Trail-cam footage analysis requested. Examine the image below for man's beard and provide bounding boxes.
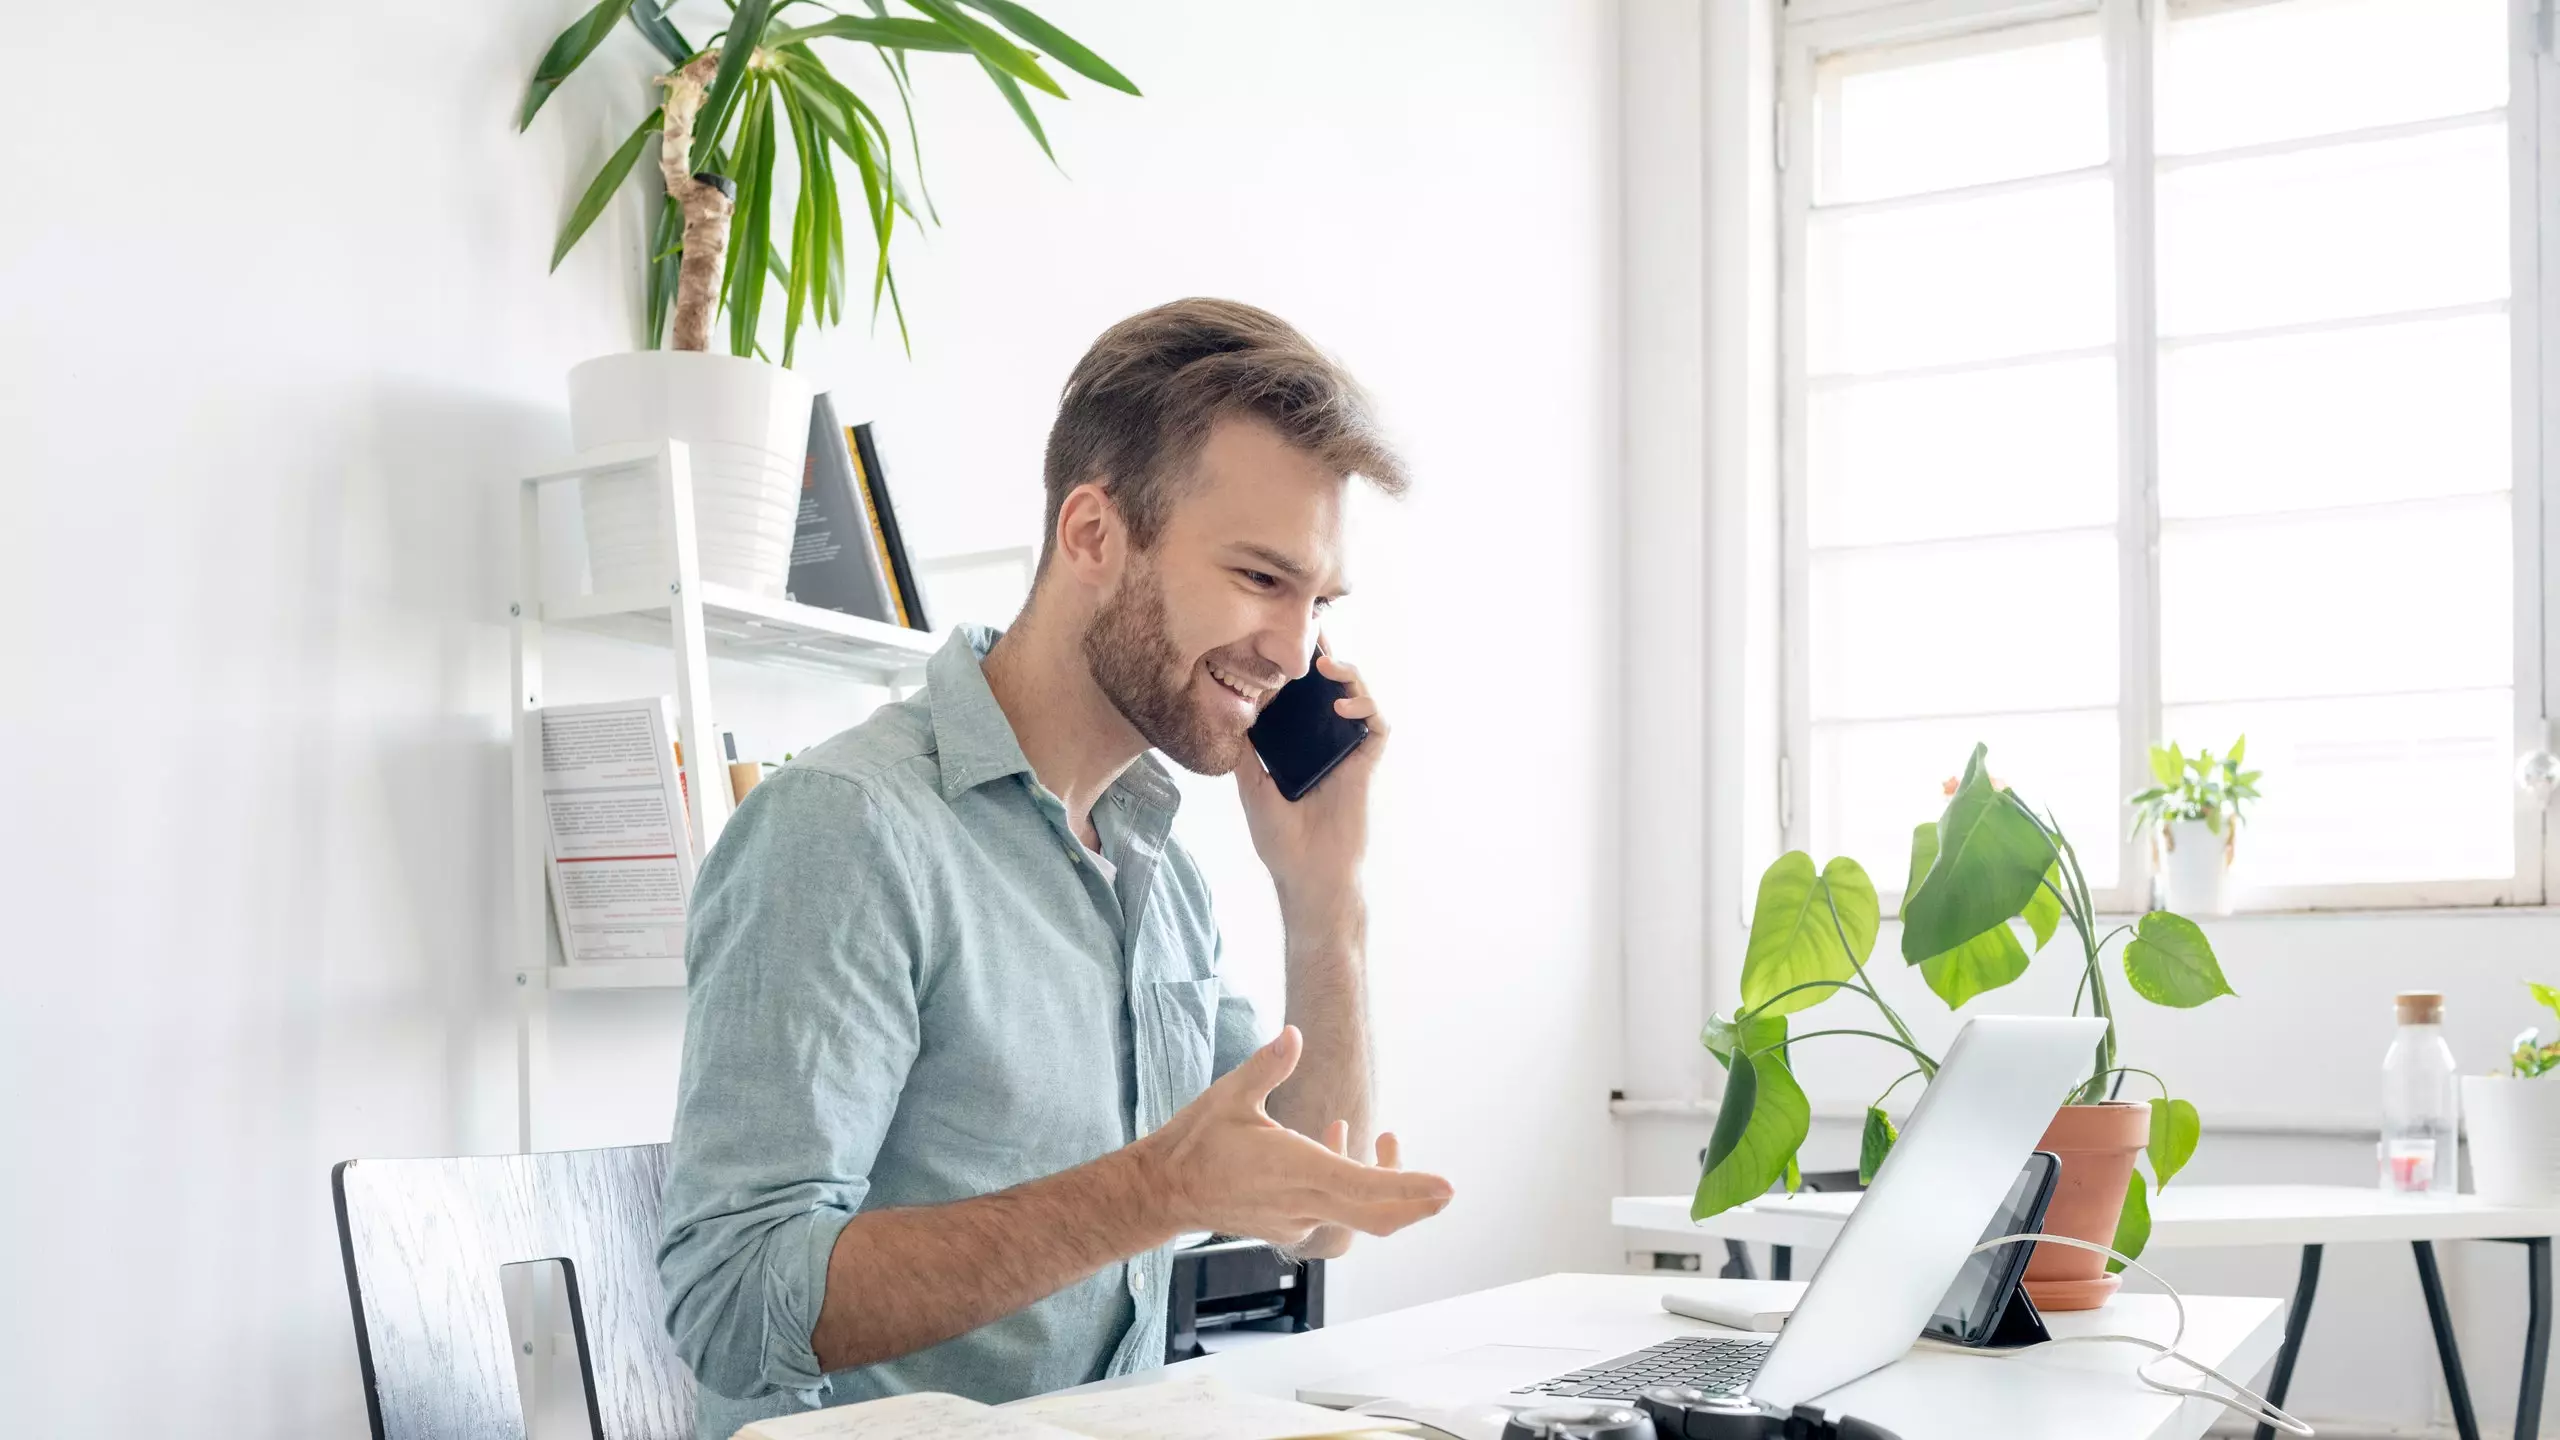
[1083,560,1253,775]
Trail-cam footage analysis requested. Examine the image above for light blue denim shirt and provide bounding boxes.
[659,625,1260,1440]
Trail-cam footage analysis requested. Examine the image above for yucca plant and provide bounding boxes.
[523,0,1135,364]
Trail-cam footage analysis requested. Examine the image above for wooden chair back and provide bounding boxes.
[332,1144,695,1440]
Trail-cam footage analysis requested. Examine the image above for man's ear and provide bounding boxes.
[1052,480,1126,588]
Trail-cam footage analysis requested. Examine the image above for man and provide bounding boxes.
[658,298,1454,1438]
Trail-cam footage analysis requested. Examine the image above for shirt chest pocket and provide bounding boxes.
[1141,976,1217,1127]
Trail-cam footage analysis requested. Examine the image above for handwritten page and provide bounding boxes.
[741,1392,1080,1440]
[1006,1373,1417,1440]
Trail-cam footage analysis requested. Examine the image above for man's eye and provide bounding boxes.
[1241,570,1278,589]
[1313,596,1335,613]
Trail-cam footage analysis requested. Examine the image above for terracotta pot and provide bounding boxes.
[2024,1101,2151,1311]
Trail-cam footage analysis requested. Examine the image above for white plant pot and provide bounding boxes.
[2464,1074,2560,1205]
[567,351,812,600]
[2160,818,2233,917]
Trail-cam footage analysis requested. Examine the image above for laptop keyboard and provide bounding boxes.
[1519,1336,1769,1401]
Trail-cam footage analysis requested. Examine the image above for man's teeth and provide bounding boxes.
[1207,663,1263,702]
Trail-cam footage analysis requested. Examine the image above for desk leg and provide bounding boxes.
[2514,1236,2550,1440]
[2413,1240,2482,1440]
[1772,1245,1792,1282]
[2253,1243,2322,1440]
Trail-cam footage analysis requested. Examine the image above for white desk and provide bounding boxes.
[1120,1272,2283,1440]
[1615,1186,2560,1440]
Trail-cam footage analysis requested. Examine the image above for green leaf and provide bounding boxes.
[974,56,1055,161]
[2533,980,2560,1023]
[911,0,1068,96]
[2147,1097,2200,1189]
[723,81,779,359]
[2226,734,2247,768]
[521,0,627,131]
[1918,922,2032,1010]
[1702,1010,1787,1072]
[1785,1153,1802,1193]
[2123,911,2236,1008]
[550,107,664,271]
[956,0,1141,93]
[1691,1048,1810,1221]
[691,0,776,171]
[2107,1169,2151,1270]
[2149,745,2183,788]
[626,0,692,67]
[1901,745,2055,964]
[644,191,680,347]
[2021,864,2062,952]
[765,14,973,50]
[1901,821,1939,916]
[1859,1105,1899,1186]
[1740,853,1878,1018]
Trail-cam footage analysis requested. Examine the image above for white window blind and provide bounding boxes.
[1784,0,2537,908]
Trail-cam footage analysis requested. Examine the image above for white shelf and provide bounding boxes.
[544,581,939,682]
[531,958,688,990]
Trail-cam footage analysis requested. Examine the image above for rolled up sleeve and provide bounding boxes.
[657,768,923,1402]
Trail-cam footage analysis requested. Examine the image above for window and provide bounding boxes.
[1780,0,2540,909]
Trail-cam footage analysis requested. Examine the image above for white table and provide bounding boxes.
[1616,1185,2560,1440]
[1113,1272,2283,1440]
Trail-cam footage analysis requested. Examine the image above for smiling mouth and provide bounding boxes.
[1205,659,1277,710]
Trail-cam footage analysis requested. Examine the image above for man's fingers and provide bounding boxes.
[1322,1119,1350,1155]
[1227,1025,1303,1108]
[1376,1130,1402,1171]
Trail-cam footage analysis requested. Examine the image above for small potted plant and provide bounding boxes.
[1697,745,2234,1309]
[519,0,1133,598]
[2462,982,2560,1205]
[2127,737,2260,918]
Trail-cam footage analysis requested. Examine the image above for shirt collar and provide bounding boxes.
[928,625,1034,799]
[924,624,1184,821]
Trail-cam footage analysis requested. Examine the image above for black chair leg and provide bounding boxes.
[2412,1240,2482,1440]
[2253,1244,2322,1440]
[1772,1244,1792,1282]
[1720,1239,1754,1281]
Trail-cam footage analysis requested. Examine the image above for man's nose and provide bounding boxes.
[1265,606,1321,681]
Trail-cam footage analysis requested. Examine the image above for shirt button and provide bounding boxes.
[1131,1266,1147,1294]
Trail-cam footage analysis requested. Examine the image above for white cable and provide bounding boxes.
[1910,1232,2314,1438]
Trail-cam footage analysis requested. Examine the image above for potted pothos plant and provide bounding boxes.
[1696,744,2237,1310]
[2461,981,2560,1205]
[2126,737,2260,918]
[519,0,1133,599]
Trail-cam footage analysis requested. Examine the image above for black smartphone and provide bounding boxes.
[1246,647,1370,802]
[1923,1150,2062,1347]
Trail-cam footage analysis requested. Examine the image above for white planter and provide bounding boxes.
[2159,818,2233,917]
[2464,1074,2560,1205]
[567,351,812,600]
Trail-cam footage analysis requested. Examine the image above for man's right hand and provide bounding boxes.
[1134,1026,1453,1249]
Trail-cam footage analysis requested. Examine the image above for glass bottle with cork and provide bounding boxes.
[2380,990,2462,1196]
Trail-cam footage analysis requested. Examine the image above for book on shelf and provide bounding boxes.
[732,1373,1409,1440]
[536,698,695,966]
[850,420,931,631]
[786,393,901,625]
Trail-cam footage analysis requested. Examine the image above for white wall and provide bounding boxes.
[0,3,1623,1435]
[1616,3,2559,1435]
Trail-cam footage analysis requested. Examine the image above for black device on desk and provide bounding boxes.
[1924,1148,2059,1348]
[1164,1239,1324,1362]
[1246,647,1369,802]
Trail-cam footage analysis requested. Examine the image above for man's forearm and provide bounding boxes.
[1267,888,1373,1157]
[811,1144,1178,1373]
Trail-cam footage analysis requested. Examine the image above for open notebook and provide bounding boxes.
[737,1373,1415,1440]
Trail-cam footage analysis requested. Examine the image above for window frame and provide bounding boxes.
[1773,0,2556,912]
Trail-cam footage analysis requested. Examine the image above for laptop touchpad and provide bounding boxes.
[1299,1345,1609,1407]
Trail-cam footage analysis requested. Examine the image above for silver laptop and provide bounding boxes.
[1300,1015,2107,1411]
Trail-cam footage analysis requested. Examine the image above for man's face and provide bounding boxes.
[1083,418,1349,775]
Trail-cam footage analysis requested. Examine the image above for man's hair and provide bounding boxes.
[1039,298,1407,567]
